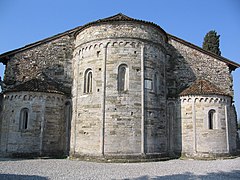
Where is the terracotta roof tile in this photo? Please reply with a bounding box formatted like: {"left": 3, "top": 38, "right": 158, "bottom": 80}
{"left": 179, "top": 79, "right": 228, "bottom": 96}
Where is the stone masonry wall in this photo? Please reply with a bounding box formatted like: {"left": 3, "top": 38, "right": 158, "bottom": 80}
{"left": 71, "top": 41, "right": 103, "bottom": 155}
{"left": 4, "top": 34, "right": 74, "bottom": 88}
{"left": 179, "top": 95, "right": 232, "bottom": 158}
{"left": 42, "top": 94, "right": 67, "bottom": 156}
{"left": 75, "top": 22, "right": 167, "bottom": 46}
{"left": 1, "top": 15, "right": 238, "bottom": 160}
{"left": 71, "top": 21, "right": 169, "bottom": 157}
{"left": 144, "top": 43, "right": 167, "bottom": 154}
{"left": 104, "top": 40, "right": 142, "bottom": 155}
{"left": 0, "top": 91, "right": 67, "bottom": 157}
{"left": 229, "top": 104, "right": 238, "bottom": 153}
{"left": 179, "top": 97, "right": 194, "bottom": 154}
{"left": 0, "top": 93, "right": 3, "bottom": 151}
{"left": 167, "top": 38, "right": 233, "bottom": 97}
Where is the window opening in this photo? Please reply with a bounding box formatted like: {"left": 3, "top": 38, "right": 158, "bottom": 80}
{"left": 20, "top": 108, "right": 29, "bottom": 130}
{"left": 208, "top": 109, "right": 216, "bottom": 129}
{"left": 118, "top": 64, "right": 128, "bottom": 92}
{"left": 84, "top": 69, "right": 93, "bottom": 93}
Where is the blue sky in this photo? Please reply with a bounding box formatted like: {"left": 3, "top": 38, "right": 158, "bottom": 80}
{"left": 0, "top": 0, "right": 240, "bottom": 118}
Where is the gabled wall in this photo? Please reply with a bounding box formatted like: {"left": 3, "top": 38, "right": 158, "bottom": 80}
{"left": 167, "top": 37, "right": 233, "bottom": 97}
{"left": 3, "top": 34, "right": 74, "bottom": 89}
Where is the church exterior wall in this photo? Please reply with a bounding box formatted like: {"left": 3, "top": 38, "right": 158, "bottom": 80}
{"left": 75, "top": 22, "right": 167, "bottom": 45}
{"left": 0, "top": 91, "right": 67, "bottom": 157}
{"left": 179, "top": 95, "right": 235, "bottom": 158}
{"left": 3, "top": 34, "right": 74, "bottom": 88}
{"left": 168, "top": 38, "right": 233, "bottom": 96}
{"left": 229, "top": 105, "right": 238, "bottom": 152}
{"left": 71, "top": 22, "right": 169, "bottom": 158}
{"left": 0, "top": 14, "right": 239, "bottom": 160}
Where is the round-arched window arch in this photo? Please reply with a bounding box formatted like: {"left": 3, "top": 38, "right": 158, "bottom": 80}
{"left": 208, "top": 109, "right": 216, "bottom": 129}
{"left": 84, "top": 68, "right": 93, "bottom": 93}
{"left": 20, "top": 108, "right": 29, "bottom": 130}
{"left": 117, "top": 64, "right": 128, "bottom": 92}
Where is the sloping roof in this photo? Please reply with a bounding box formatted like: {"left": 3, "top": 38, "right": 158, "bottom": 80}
{"left": 5, "top": 78, "right": 70, "bottom": 95}
{"left": 179, "top": 79, "right": 229, "bottom": 96}
{"left": 0, "top": 13, "right": 239, "bottom": 70}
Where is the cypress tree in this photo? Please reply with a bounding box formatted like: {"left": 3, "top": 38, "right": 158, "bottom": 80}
{"left": 202, "top": 30, "right": 221, "bottom": 56}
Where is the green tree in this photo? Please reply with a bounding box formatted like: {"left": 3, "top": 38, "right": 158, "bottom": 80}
{"left": 202, "top": 30, "right": 221, "bottom": 56}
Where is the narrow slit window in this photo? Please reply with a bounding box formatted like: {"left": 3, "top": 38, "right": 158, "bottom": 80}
{"left": 20, "top": 108, "right": 29, "bottom": 130}
{"left": 208, "top": 109, "right": 216, "bottom": 129}
{"left": 118, "top": 64, "right": 128, "bottom": 92}
{"left": 84, "top": 69, "right": 93, "bottom": 93}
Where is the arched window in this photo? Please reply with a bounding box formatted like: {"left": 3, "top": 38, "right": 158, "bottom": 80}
{"left": 20, "top": 108, "right": 29, "bottom": 130}
{"left": 118, "top": 64, "right": 128, "bottom": 92}
{"left": 208, "top": 109, "right": 216, "bottom": 129}
{"left": 84, "top": 69, "right": 92, "bottom": 93}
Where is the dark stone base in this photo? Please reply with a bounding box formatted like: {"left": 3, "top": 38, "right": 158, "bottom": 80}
{"left": 181, "top": 151, "right": 240, "bottom": 160}
{"left": 69, "top": 152, "right": 179, "bottom": 163}
{"left": 0, "top": 151, "right": 67, "bottom": 159}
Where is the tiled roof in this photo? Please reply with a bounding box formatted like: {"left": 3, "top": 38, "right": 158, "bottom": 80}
{"left": 6, "top": 78, "right": 70, "bottom": 95}
{"left": 179, "top": 79, "right": 228, "bottom": 96}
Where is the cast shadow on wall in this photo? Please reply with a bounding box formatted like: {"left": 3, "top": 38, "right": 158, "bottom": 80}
{"left": 166, "top": 44, "right": 196, "bottom": 157}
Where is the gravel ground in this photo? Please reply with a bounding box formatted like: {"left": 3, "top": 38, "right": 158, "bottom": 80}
{"left": 0, "top": 157, "right": 240, "bottom": 180}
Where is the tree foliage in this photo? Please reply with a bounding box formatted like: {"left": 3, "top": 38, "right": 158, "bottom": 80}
{"left": 202, "top": 30, "right": 221, "bottom": 56}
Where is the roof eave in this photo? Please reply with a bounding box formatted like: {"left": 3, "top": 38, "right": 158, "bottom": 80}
{"left": 179, "top": 93, "right": 231, "bottom": 97}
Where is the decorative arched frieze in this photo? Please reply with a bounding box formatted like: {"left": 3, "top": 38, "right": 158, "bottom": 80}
{"left": 180, "top": 95, "right": 230, "bottom": 105}
{"left": 4, "top": 92, "right": 66, "bottom": 103}
{"left": 77, "top": 39, "right": 144, "bottom": 56}
{"left": 187, "top": 98, "right": 192, "bottom": 103}
{"left": 23, "top": 95, "right": 28, "bottom": 101}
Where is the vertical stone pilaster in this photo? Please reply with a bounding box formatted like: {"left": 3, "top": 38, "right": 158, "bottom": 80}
{"left": 225, "top": 105, "right": 230, "bottom": 152}
{"left": 39, "top": 102, "right": 45, "bottom": 156}
{"left": 141, "top": 44, "right": 145, "bottom": 154}
{"left": 192, "top": 97, "right": 197, "bottom": 153}
{"left": 100, "top": 43, "right": 108, "bottom": 155}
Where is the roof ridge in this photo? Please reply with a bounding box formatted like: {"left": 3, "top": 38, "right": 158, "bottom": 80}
{"left": 97, "top": 13, "right": 134, "bottom": 21}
